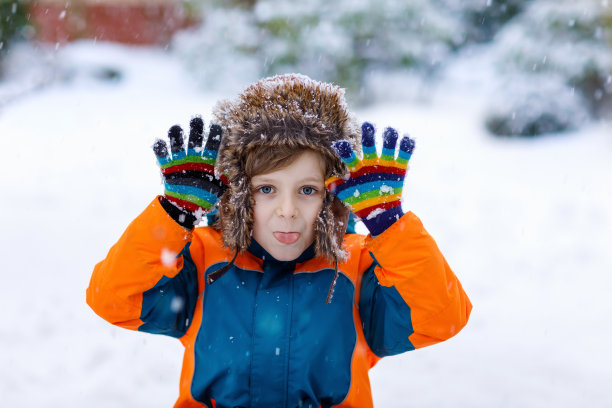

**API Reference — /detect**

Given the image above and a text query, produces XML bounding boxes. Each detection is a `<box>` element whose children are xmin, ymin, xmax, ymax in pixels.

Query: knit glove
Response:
<box><xmin>153</xmin><ymin>116</ymin><xmax>228</xmax><ymax>228</ymax></box>
<box><xmin>326</xmin><ymin>122</ymin><xmax>415</xmax><ymax>236</ymax></box>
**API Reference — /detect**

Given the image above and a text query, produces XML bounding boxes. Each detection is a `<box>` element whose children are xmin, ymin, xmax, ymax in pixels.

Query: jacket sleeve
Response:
<box><xmin>86</xmin><ymin>197</ymin><xmax>202</xmax><ymax>338</ymax></box>
<box><xmin>358</xmin><ymin>211</ymin><xmax>472</xmax><ymax>357</ymax></box>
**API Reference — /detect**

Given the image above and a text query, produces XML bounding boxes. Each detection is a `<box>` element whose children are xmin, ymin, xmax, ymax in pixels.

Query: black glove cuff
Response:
<box><xmin>159</xmin><ymin>196</ymin><xmax>197</xmax><ymax>230</ymax></box>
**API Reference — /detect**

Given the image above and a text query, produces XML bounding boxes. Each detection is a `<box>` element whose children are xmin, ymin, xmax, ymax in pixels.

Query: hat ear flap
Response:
<box><xmin>218</xmin><ymin>176</ymin><xmax>254</xmax><ymax>253</ymax></box>
<box><xmin>314</xmin><ymin>190</ymin><xmax>349</xmax><ymax>263</ymax></box>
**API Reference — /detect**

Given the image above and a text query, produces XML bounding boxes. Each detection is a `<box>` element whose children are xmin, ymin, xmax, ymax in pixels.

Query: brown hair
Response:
<box><xmin>245</xmin><ymin>144</ymin><xmax>332</xmax><ymax>180</ymax></box>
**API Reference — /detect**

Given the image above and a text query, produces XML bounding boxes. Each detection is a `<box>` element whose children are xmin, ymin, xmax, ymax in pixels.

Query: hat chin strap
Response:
<box><xmin>325</xmin><ymin>257</ymin><xmax>340</xmax><ymax>304</ymax></box>
<box><xmin>317</xmin><ymin>190</ymin><xmax>350</xmax><ymax>304</ymax></box>
<box><xmin>206</xmin><ymin>248</ymin><xmax>239</xmax><ymax>285</ymax></box>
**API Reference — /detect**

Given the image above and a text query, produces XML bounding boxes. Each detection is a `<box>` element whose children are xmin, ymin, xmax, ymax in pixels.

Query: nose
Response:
<box><xmin>276</xmin><ymin>192</ymin><xmax>298</xmax><ymax>218</ymax></box>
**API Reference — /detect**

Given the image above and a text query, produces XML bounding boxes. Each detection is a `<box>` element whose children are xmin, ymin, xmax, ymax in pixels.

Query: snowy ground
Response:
<box><xmin>0</xmin><ymin>41</ymin><xmax>611</xmax><ymax>407</ymax></box>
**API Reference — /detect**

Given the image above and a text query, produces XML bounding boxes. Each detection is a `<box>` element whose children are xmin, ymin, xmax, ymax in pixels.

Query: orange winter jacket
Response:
<box><xmin>87</xmin><ymin>198</ymin><xmax>471</xmax><ymax>407</ymax></box>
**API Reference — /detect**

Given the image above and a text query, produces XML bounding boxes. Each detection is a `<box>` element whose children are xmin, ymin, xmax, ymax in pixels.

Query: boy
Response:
<box><xmin>87</xmin><ymin>74</ymin><xmax>471</xmax><ymax>407</ymax></box>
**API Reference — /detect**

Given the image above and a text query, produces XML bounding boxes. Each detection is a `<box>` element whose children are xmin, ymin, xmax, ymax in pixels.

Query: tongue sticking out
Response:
<box><xmin>274</xmin><ymin>232</ymin><xmax>300</xmax><ymax>245</ymax></box>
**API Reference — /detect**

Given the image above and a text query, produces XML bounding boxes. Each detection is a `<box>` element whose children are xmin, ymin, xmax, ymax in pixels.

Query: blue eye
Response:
<box><xmin>301</xmin><ymin>186</ymin><xmax>316</xmax><ymax>195</ymax></box>
<box><xmin>258</xmin><ymin>186</ymin><xmax>274</xmax><ymax>194</ymax></box>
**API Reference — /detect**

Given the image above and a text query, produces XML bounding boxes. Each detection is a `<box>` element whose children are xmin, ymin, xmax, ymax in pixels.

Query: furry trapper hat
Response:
<box><xmin>213</xmin><ymin>74</ymin><xmax>361</xmax><ymax>263</ymax></box>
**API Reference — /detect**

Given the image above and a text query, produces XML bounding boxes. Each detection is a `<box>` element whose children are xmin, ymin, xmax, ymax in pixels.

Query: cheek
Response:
<box><xmin>303</xmin><ymin>199</ymin><xmax>323</xmax><ymax>226</ymax></box>
<box><xmin>252</xmin><ymin>200</ymin><xmax>269</xmax><ymax>226</ymax></box>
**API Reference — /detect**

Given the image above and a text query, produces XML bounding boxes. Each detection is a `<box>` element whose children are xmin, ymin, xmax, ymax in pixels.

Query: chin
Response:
<box><xmin>269</xmin><ymin>246</ymin><xmax>303</xmax><ymax>262</ymax></box>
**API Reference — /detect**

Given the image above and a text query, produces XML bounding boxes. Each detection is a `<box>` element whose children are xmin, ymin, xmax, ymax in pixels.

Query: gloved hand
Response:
<box><xmin>326</xmin><ymin>122</ymin><xmax>415</xmax><ymax>236</ymax></box>
<box><xmin>153</xmin><ymin>116</ymin><xmax>228</xmax><ymax>228</ymax></box>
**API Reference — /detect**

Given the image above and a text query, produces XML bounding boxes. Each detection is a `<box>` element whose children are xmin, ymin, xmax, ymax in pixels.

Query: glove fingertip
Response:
<box><xmin>153</xmin><ymin>139</ymin><xmax>169</xmax><ymax>158</ymax></box>
<box><xmin>190</xmin><ymin>116</ymin><xmax>204</xmax><ymax>133</ymax></box>
<box><xmin>168</xmin><ymin>124</ymin><xmax>186</xmax><ymax>154</ymax></box>
<box><xmin>188</xmin><ymin>116</ymin><xmax>205</xmax><ymax>152</ymax></box>
<box><xmin>204</xmin><ymin>123</ymin><xmax>223</xmax><ymax>153</ymax></box>
<box><xmin>400</xmin><ymin>136</ymin><xmax>415</xmax><ymax>154</ymax></box>
<box><xmin>362</xmin><ymin>122</ymin><xmax>375</xmax><ymax>132</ymax></box>
<box><xmin>383</xmin><ymin>126</ymin><xmax>398</xmax><ymax>139</ymax></box>
<box><xmin>209</xmin><ymin>124</ymin><xmax>223</xmax><ymax>140</ymax></box>
<box><xmin>189</xmin><ymin>115</ymin><xmax>204</xmax><ymax>127</ymax></box>
<box><xmin>168</xmin><ymin>125</ymin><xmax>183</xmax><ymax>138</ymax></box>
<box><xmin>361</xmin><ymin>122</ymin><xmax>376</xmax><ymax>147</ymax></box>
<box><xmin>382</xmin><ymin>127</ymin><xmax>399</xmax><ymax>149</ymax></box>
<box><xmin>333</xmin><ymin>140</ymin><xmax>354</xmax><ymax>159</ymax></box>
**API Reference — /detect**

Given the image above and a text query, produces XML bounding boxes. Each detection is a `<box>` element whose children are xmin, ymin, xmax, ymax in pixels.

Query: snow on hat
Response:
<box><xmin>212</xmin><ymin>73</ymin><xmax>361</xmax><ymax>263</ymax></box>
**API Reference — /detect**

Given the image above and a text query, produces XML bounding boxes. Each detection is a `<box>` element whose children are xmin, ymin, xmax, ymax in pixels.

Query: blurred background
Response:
<box><xmin>2</xmin><ymin>0</ymin><xmax>612</xmax><ymax>134</ymax></box>
<box><xmin>0</xmin><ymin>1</ymin><xmax>611</xmax><ymax>407</ymax></box>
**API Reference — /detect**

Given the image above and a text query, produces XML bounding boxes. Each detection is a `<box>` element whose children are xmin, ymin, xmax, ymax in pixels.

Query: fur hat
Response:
<box><xmin>212</xmin><ymin>74</ymin><xmax>361</xmax><ymax>263</ymax></box>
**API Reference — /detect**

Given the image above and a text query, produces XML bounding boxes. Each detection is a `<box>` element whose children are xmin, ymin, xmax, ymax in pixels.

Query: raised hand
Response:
<box><xmin>153</xmin><ymin>116</ymin><xmax>228</xmax><ymax>218</ymax></box>
<box><xmin>326</xmin><ymin>122</ymin><xmax>415</xmax><ymax>236</ymax></box>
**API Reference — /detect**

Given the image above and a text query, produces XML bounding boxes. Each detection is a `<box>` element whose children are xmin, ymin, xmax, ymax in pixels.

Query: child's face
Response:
<box><xmin>251</xmin><ymin>150</ymin><xmax>325</xmax><ymax>261</ymax></box>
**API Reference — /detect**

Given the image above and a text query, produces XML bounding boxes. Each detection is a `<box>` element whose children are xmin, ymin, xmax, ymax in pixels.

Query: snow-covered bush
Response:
<box><xmin>173</xmin><ymin>0</ymin><xmax>467</xmax><ymax>99</ymax></box>
<box><xmin>172</xmin><ymin>7</ymin><xmax>262</xmax><ymax>92</ymax></box>
<box><xmin>0</xmin><ymin>0</ymin><xmax>29</xmax><ymax>76</ymax></box>
<box><xmin>485</xmin><ymin>74</ymin><xmax>590</xmax><ymax>137</ymax></box>
<box><xmin>486</xmin><ymin>0</ymin><xmax>612</xmax><ymax>136</ymax></box>
<box><xmin>445</xmin><ymin>0</ymin><xmax>532</xmax><ymax>43</ymax></box>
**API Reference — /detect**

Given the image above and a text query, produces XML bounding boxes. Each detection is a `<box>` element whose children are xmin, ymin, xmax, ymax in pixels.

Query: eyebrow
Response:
<box><xmin>252</xmin><ymin>176</ymin><xmax>323</xmax><ymax>184</ymax></box>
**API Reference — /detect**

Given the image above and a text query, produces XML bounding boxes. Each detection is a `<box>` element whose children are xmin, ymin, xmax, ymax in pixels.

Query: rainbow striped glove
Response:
<box><xmin>153</xmin><ymin>117</ymin><xmax>228</xmax><ymax>227</ymax></box>
<box><xmin>326</xmin><ymin>122</ymin><xmax>415</xmax><ymax>236</ymax></box>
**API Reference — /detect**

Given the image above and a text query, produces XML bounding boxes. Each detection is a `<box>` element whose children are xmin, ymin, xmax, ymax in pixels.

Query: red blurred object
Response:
<box><xmin>28</xmin><ymin>0</ymin><xmax>198</xmax><ymax>45</ymax></box>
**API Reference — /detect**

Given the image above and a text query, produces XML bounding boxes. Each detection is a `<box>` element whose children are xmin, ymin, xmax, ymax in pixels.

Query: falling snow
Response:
<box><xmin>161</xmin><ymin>248</ymin><xmax>178</xmax><ymax>267</ymax></box>
<box><xmin>0</xmin><ymin>35</ymin><xmax>610</xmax><ymax>408</ymax></box>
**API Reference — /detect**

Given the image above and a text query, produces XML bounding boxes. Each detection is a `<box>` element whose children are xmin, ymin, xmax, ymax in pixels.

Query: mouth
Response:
<box><xmin>273</xmin><ymin>232</ymin><xmax>301</xmax><ymax>245</ymax></box>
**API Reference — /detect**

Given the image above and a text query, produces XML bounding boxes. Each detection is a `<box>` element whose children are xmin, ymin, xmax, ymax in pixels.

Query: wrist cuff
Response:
<box><xmin>361</xmin><ymin>205</ymin><xmax>404</xmax><ymax>237</ymax></box>
<box><xmin>159</xmin><ymin>196</ymin><xmax>197</xmax><ymax>230</ymax></box>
